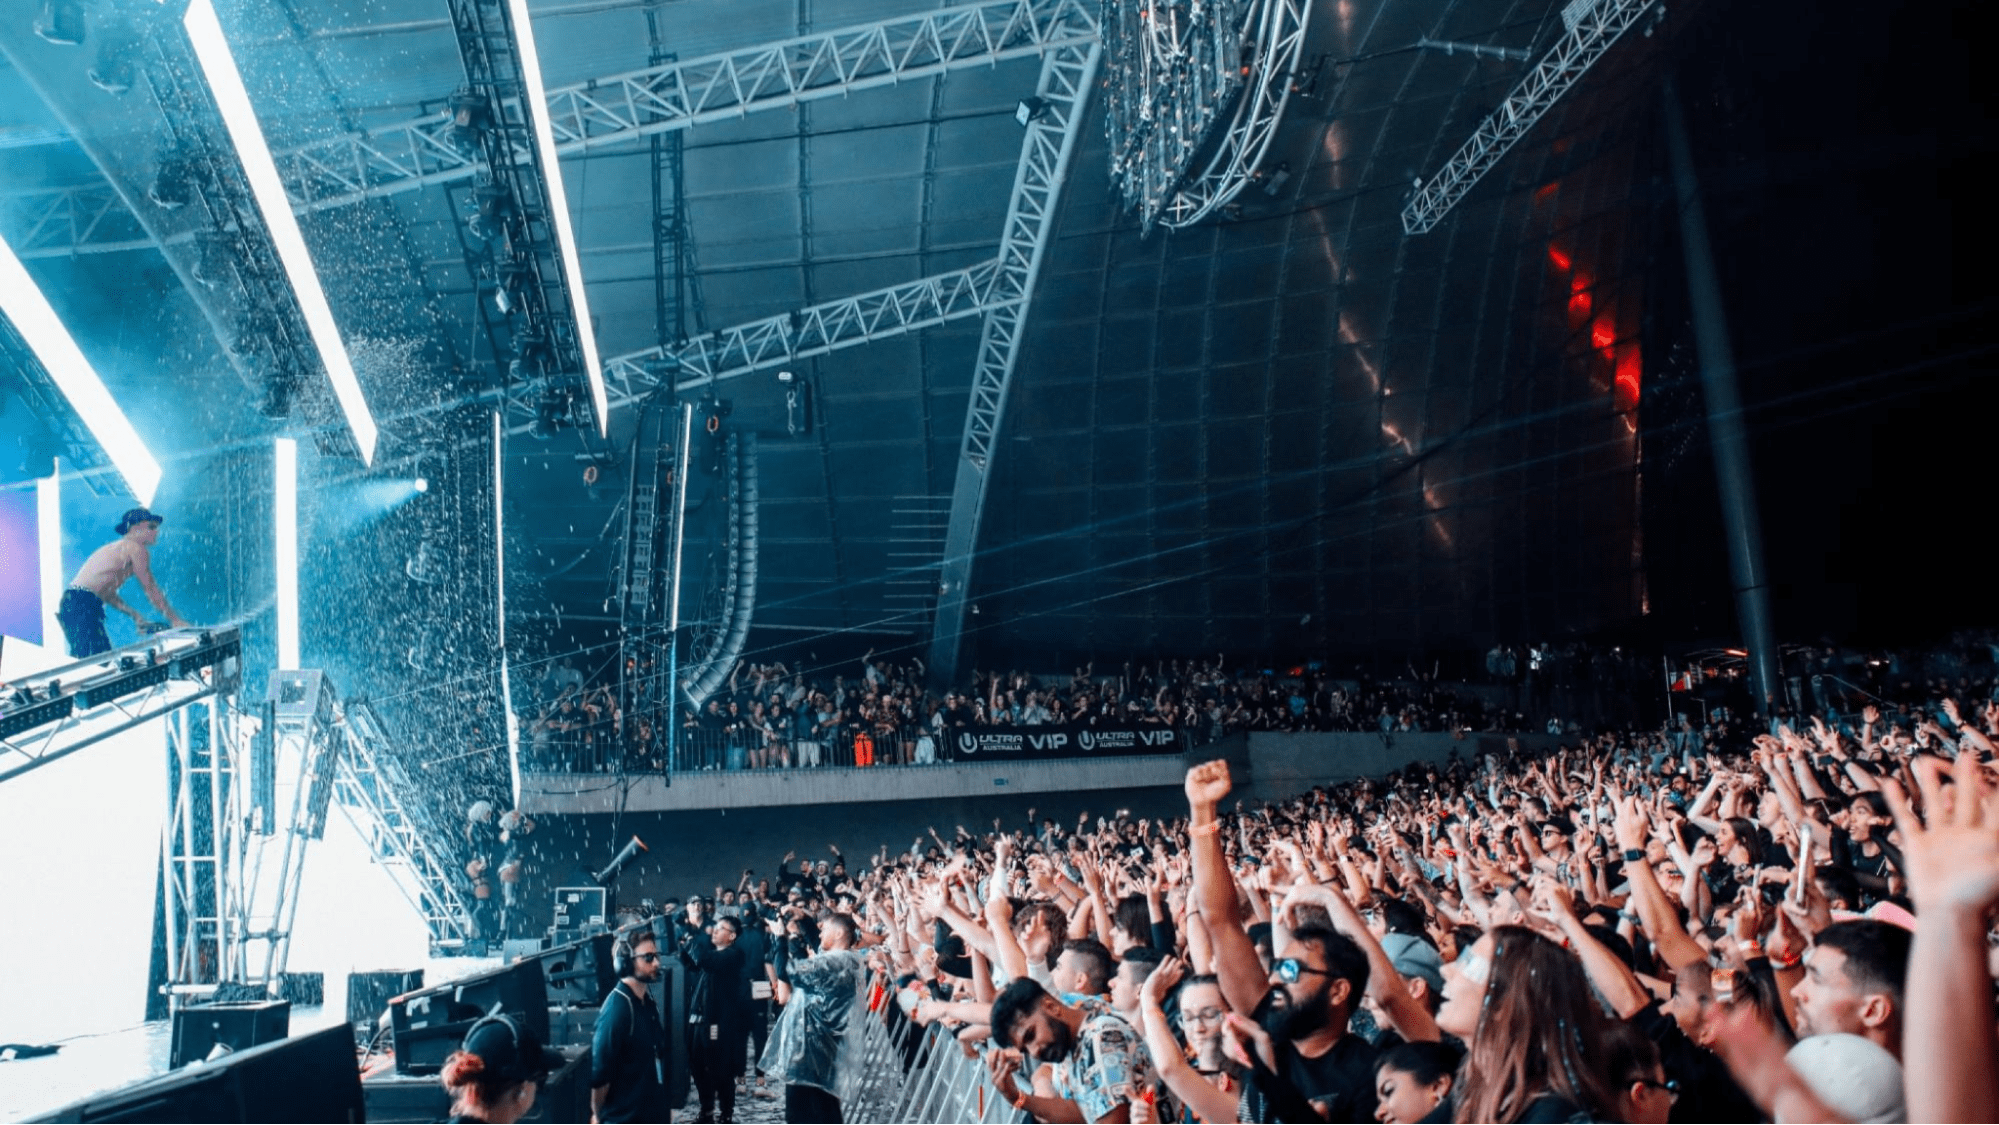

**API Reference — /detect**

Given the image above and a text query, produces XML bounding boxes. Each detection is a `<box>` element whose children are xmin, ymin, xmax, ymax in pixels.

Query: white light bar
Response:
<box><xmin>182</xmin><ymin>0</ymin><xmax>379</xmax><ymax>464</ymax></box>
<box><xmin>39</xmin><ymin>462</ymin><xmax>62</xmax><ymax>651</ymax></box>
<box><xmin>0</xmin><ymin>235</ymin><xmax>162</xmax><ymax>506</ymax></box>
<box><xmin>505</xmin><ymin>0</ymin><xmax>609</xmax><ymax>436</ymax></box>
<box><xmin>494</xmin><ymin>410</ymin><xmax>519</xmax><ymax>803</ymax></box>
<box><xmin>492</xmin><ymin>411</ymin><xmax>505</xmax><ymax>647</ymax></box>
<box><xmin>274</xmin><ymin>437</ymin><xmax>299</xmax><ymax>669</ymax></box>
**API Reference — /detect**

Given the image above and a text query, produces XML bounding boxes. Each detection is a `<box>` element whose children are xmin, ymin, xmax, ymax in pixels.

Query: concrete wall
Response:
<box><xmin>510</xmin><ymin>731</ymin><xmax>1561</xmax><ymax>906</ymax></box>
<box><xmin>521</xmin><ymin>754</ymin><xmax>1190</xmax><ymax>816</ymax></box>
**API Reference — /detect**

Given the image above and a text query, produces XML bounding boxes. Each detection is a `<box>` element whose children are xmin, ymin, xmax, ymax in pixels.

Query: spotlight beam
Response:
<box><xmin>503</xmin><ymin>0</ymin><xmax>608</xmax><ymax>436</ymax></box>
<box><xmin>182</xmin><ymin>0</ymin><xmax>380</xmax><ymax>463</ymax></box>
<box><xmin>0</xmin><ymin>234</ymin><xmax>162</xmax><ymax>506</ymax></box>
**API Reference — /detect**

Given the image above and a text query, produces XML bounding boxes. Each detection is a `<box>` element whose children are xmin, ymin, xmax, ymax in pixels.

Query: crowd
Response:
<box><xmin>521</xmin><ymin>649</ymin><xmax>1583</xmax><ymax>774</ymax></box>
<box><xmin>466</xmin><ymin>667</ymin><xmax>1999</xmax><ymax>1125</ymax></box>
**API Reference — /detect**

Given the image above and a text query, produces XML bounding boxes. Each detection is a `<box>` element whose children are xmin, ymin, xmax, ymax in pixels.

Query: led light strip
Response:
<box><xmin>274</xmin><ymin>437</ymin><xmax>299</xmax><ymax>669</ymax></box>
<box><xmin>0</xmin><ymin>235</ymin><xmax>161</xmax><ymax>506</ymax></box>
<box><xmin>495</xmin><ymin>409</ymin><xmax>521</xmax><ymax>804</ymax></box>
<box><xmin>183</xmin><ymin>0</ymin><xmax>379</xmax><ymax>463</ymax></box>
<box><xmin>505</xmin><ymin>0</ymin><xmax>608</xmax><ymax>436</ymax></box>
<box><xmin>39</xmin><ymin>463</ymin><xmax>62</xmax><ymax>651</ymax></box>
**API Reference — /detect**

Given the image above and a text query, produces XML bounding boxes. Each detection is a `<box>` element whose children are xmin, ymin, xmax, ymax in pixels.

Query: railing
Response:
<box><xmin>843</xmin><ymin>974</ymin><xmax>1026</xmax><ymax>1125</ymax></box>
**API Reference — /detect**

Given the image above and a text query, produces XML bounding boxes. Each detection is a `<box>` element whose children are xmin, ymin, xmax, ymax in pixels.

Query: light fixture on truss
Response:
<box><xmin>1103</xmin><ymin>0</ymin><xmax>1311</xmax><ymax>231</ymax></box>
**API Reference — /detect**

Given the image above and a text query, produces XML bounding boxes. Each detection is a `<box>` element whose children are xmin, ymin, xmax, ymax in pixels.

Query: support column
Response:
<box><xmin>1662</xmin><ymin>74</ymin><xmax>1780</xmax><ymax>714</ymax></box>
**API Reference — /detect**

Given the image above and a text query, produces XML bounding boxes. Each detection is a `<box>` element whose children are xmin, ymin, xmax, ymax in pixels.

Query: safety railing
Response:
<box><xmin>842</xmin><ymin>975</ymin><xmax>1027</xmax><ymax>1125</ymax></box>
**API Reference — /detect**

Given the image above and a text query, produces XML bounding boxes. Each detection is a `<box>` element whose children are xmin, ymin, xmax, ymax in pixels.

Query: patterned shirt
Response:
<box><xmin>1050</xmin><ymin>997</ymin><xmax>1157</xmax><ymax>1124</ymax></box>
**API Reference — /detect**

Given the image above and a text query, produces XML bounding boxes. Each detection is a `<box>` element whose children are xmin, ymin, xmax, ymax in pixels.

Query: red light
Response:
<box><xmin>1592</xmin><ymin>317</ymin><xmax>1616</xmax><ymax>352</ymax></box>
<box><xmin>1615</xmin><ymin>344</ymin><xmax>1642</xmax><ymax>399</ymax></box>
<box><xmin>1547</xmin><ymin>246</ymin><xmax>1572</xmax><ymax>272</ymax></box>
<box><xmin>1534</xmin><ymin>181</ymin><xmax>1560</xmax><ymax>205</ymax></box>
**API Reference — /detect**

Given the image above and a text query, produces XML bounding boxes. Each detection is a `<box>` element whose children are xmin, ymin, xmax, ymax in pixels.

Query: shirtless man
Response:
<box><xmin>58</xmin><ymin>507</ymin><xmax>189</xmax><ymax>658</ymax></box>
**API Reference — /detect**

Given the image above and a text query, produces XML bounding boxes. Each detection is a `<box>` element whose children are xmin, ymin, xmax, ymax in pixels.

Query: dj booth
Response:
<box><xmin>29</xmin><ymin>922</ymin><xmax>687</xmax><ymax>1123</ymax></box>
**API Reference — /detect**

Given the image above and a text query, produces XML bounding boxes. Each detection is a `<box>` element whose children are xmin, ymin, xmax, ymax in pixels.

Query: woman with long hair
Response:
<box><xmin>1434</xmin><ymin>925</ymin><xmax>1617</xmax><ymax>1123</ymax></box>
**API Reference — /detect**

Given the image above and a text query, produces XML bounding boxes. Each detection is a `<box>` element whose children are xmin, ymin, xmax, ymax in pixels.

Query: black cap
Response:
<box><xmin>461</xmin><ymin>1015</ymin><xmax>564</xmax><ymax>1084</ymax></box>
<box><xmin>115</xmin><ymin>507</ymin><xmax>163</xmax><ymax>535</ymax></box>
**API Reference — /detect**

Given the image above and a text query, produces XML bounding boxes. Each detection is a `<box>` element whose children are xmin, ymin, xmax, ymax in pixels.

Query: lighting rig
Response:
<box><xmin>1103</xmin><ymin>0</ymin><xmax>1311</xmax><ymax>231</ymax></box>
<box><xmin>124</xmin><ymin>12</ymin><xmax>358</xmax><ymax>456</ymax></box>
<box><xmin>0</xmin><ymin>627</ymin><xmax>242</xmax><ymax>784</ymax></box>
<box><xmin>439</xmin><ymin>0</ymin><xmax>601</xmax><ymax>440</ymax></box>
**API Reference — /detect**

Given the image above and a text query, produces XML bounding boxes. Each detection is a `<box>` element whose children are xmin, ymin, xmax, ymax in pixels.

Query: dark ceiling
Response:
<box><xmin>2</xmin><ymin>0</ymin><xmax>1988</xmax><ymax>702</ymax></box>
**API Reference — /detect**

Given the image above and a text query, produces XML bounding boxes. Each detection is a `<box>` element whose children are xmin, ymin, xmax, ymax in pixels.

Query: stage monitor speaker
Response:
<box><xmin>169</xmin><ymin>999</ymin><xmax>290</xmax><ymax>1069</ymax></box>
<box><xmin>389</xmin><ymin>957</ymin><xmax>547</xmax><ymax>1076</ymax></box>
<box><xmin>538</xmin><ymin>931</ymin><xmax>618</xmax><ymax>1009</ymax></box>
<box><xmin>32</xmin><ymin>1023</ymin><xmax>362</xmax><ymax>1123</ymax></box>
<box><xmin>346</xmin><ymin>969</ymin><xmax>424</xmax><ymax>1029</ymax></box>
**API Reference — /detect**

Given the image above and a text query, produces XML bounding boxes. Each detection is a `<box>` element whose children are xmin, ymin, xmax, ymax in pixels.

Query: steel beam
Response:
<box><xmin>927</xmin><ymin>40</ymin><xmax>1101</xmax><ymax>684</ymax></box>
<box><xmin>0</xmin><ymin>183</ymin><xmax>163</xmax><ymax>260</ymax></box>
<box><xmin>1401</xmin><ymin>0</ymin><xmax>1656</xmax><ymax>234</ymax></box>
<box><xmin>503</xmin><ymin>259</ymin><xmax>1004</xmax><ymax>433</ymax></box>
<box><xmin>279</xmin><ymin>0</ymin><xmax>1100</xmax><ymax>211</ymax></box>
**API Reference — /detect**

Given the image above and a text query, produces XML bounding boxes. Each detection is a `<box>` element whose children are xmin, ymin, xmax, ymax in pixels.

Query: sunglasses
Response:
<box><xmin>1274</xmin><ymin>958</ymin><xmax>1330</xmax><ymax>984</ymax></box>
<box><xmin>633</xmin><ymin>952</ymin><xmax>661</xmax><ymax>963</ymax></box>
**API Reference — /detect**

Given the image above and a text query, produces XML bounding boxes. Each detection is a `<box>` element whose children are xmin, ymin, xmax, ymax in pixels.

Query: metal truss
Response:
<box><xmin>504</xmin><ymin>259</ymin><xmax>1004</xmax><ymax>433</ymax></box>
<box><xmin>927</xmin><ymin>39</ymin><xmax>1102</xmax><ymax>682</ymax></box>
<box><xmin>1402</xmin><ymin>0</ymin><xmax>1656</xmax><ymax>234</ymax></box>
<box><xmin>0</xmin><ymin>183</ymin><xmax>164</xmax><ymax>260</ymax></box>
<box><xmin>1157</xmin><ymin>0</ymin><xmax>1310</xmax><ymax>230</ymax></box>
<box><xmin>333</xmin><ymin>701</ymin><xmax>474</xmax><ymax>950</ymax></box>
<box><xmin>0</xmin><ymin>628</ymin><xmax>243</xmax><ymax>785</ymax></box>
<box><xmin>159</xmin><ymin>697</ymin><xmax>244</xmax><ymax>1009</ymax></box>
<box><xmin>278</xmin><ymin>0</ymin><xmax>1101</xmax><ymax>212</ymax></box>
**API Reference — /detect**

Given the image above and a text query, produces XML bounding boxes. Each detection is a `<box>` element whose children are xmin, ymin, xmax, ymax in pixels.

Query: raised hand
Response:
<box><xmin>1184</xmin><ymin>760</ymin><xmax>1233</xmax><ymax>809</ymax></box>
<box><xmin>1882</xmin><ymin>750</ymin><xmax>1999</xmax><ymax>914</ymax></box>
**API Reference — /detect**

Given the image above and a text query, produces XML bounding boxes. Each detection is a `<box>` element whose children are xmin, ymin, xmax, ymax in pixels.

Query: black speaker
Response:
<box><xmin>346</xmin><ymin>969</ymin><xmax>424</xmax><ymax>1029</ymax></box>
<box><xmin>539</xmin><ymin>931</ymin><xmax>618</xmax><ymax>1009</ymax></box>
<box><xmin>33</xmin><ymin>1023</ymin><xmax>362</xmax><ymax>1123</ymax></box>
<box><xmin>389</xmin><ymin>958</ymin><xmax>547</xmax><ymax>1076</ymax></box>
<box><xmin>168</xmin><ymin>1000</ymin><xmax>291</xmax><ymax>1069</ymax></box>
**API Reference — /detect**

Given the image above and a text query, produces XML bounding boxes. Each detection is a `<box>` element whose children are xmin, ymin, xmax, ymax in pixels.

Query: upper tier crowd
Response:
<box><xmin>522</xmin><ymin>644</ymin><xmax>1664</xmax><ymax>772</ymax></box>
<box><xmin>612</xmin><ymin>663</ymin><xmax>1999</xmax><ymax>1124</ymax></box>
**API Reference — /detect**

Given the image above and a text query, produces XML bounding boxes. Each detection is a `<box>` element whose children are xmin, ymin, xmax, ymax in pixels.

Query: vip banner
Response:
<box><xmin>947</xmin><ymin>723</ymin><xmax>1182</xmax><ymax>761</ymax></box>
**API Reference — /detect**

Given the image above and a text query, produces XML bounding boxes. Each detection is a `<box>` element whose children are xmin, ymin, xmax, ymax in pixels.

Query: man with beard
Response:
<box><xmin>590</xmin><ymin>929</ymin><xmax>672</xmax><ymax>1123</ymax></box>
<box><xmin>1184</xmin><ymin>760</ymin><xmax>1380</xmax><ymax>1122</ymax></box>
<box><xmin>988</xmin><ymin>976</ymin><xmax>1156</xmax><ymax>1124</ymax></box>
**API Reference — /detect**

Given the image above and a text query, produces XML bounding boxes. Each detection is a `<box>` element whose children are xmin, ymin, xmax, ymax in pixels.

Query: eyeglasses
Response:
<box><xmin>633</xmin><ymin>952</ymin><xmax>661</xmax><ymax>963</ymax></box>
<box><xmin>1179</xmin><ymin>1007</ymin><xmax>1226</xmax><ymax>1025</ymax></box>
<box><xmin>1274</xmin><ymin>958</ymin><xmax>1330</xmax><ymax>984</ymax></box>
<box><xmin>1635</xmin><ymin>1078</ymin><xmax>1680</xmax><ymax>1102</ymax></box>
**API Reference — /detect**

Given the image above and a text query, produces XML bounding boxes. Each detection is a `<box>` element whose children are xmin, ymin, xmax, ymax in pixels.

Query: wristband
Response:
<box><xmin>1010</xmin><ymin>1089</ymin><xmax>1030</xmax><ymax>1110</ymax></box>
<box><xmin>1738</xmin><ymin>940</ymin><xmax>1764</xmax><ymax>958</ymax></box>
<box><xmin>1622</xmin><ymin>849</ymin><xmax>1646</xmax><ymax>863</ymax></box>
<box><xmin>1190</xmin><ymin>820</ymin><xmax>1222</xmax><ymax>838</ymax></box>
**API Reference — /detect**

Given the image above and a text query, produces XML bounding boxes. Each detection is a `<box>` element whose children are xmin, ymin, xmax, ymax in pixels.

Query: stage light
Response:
<box><xmin>0</xmin><ymin>231</ymin><xmax>162</xmax><ymax>506</ymax></box>
<box><xmin>530</xmin><ymin>387</ymin><xmax>570</xmax><ymax>440</ymax></box>
<box><xmin>88</xmin><ymin>29</ymin><xmax>139</xmax><ymax>94</ymax></box>
<box><xmin>446</xmin><ymin>89</ymin><xmax>491</xmax><ymax>154</ymax></box>
<box><xmin>412</xmin><ymin>476</ymin><xmax>429</xmax><ymax>494</ymax></box>
<box><xmin>182</xmin><ymin>0</ymin><xmax>379</xmax><ymax>464</ymax></box>
<box><xmin>34</xmin><ymin>1</ymin><xmax>84</xmax><ymax>46</ymax></box>
<box><xmin>1015</xmin><ymin>96</ymin><xmax>1048</xmax><ymax>126</ymax></box>
<box><xmin>503</xmin><ymin>0</ymin><xmax>607</xmax><ymax>436</ymax></box>
<box><xmin>275</xmin><ymin>437</ymin><xmax>299</xmax><ymax>670</ymax></box>
<box><xmin>405</xmin><ymin>538</ymin><xmax>445</xmax><ymax>585</ymax></box>
<box><xmin>148</xmin><ymin>156</ymin><xmax>194</xmax><ymax>211</ymax></box>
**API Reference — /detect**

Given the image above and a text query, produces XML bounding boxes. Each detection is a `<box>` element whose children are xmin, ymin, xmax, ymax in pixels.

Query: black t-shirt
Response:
<box><xmin>589</xmin><ymin>981</ymin><xmax>672</xmax><ymax>1123</ymax></box>
<box><xmin>1243</xmin><ymin>990</ymin><xmax>1380</xmax><ymax>1123</ymax></box>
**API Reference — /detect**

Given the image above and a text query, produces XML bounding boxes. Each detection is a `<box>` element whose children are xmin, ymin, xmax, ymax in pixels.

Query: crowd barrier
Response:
<box><xmin>842</xmin><ymin>973</ymin><xmax>1027</xmax><ymax>1125</ymax></box>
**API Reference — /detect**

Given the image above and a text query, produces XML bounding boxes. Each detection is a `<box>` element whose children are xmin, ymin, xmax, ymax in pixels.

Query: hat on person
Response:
<box><xmin>1379</xmin><ymin>932</ymin><xmax>1446</xmax><ymax>995</ymax></box>
<box><xmin>460</xmin><ymin>1015</ymin><xmax>565</xmax><ymax>1085</ymax></box>
<box><xmin>1785</xmin><ymin>1034</ymin><xmax>1904</xmax><ymax>1123</ymax></box>
<box><xmin>115</xmin><ymin>507</ymin><xmax>163</xmax><ymax>535</ymax></box>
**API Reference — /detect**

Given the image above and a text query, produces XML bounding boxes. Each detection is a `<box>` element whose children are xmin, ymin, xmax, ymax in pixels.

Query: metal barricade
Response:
<box><xmin>849</xmin><ymin>979</ymin><xmax>1026</xmax><ymax>1125</ymax></box>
